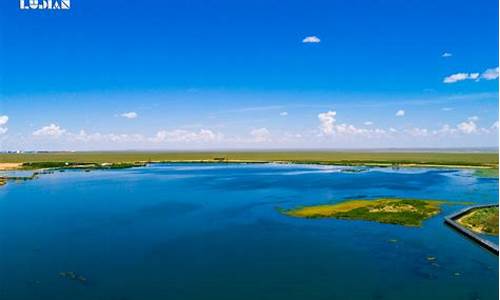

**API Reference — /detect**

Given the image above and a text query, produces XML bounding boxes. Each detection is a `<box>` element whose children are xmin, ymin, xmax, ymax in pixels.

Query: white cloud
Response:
<box><xmin>442</xmin><ymin>52</ymin><xmax>452</xmax><ymax>58</ymax></box>
<box><xmin>334</xmin><ymin>123</ymin><xmax>357</xmax><ymax>134</ymax></box>
<box><xmin>32</xmin><ymin>124</ymin><xmax>66</xmax><ymax>138</ymax></box>
<box><xmin>469</xmin><ymin>73</ymin><xmax>480</xmax><ymax>80</ymax></box>
<box><xmin>250</xmin><ymin>128</ymin><xmax>271</xmax><ymax>142</ymax></box>
<box><xmin>395</xmin><ymin>110</ymin><xmax>405</xmax><ymax>117</ymax></box>
<box><xmin>0</xmin><ymin>115</ymin><xmax>8</xmax><ymax>135</ymax></box>
<box><xmin>457</xmin><ymin>120</ymin><xmax>477</xmax><ymax>134</ymax></box>
<box><xmin>279</xmin><ymin>112</ymin><xmax>288</xmax><ymax>116</ymax></box>
<box><xmin>302</xmin><ymin>36</ymin><xmax>320</xmax><ymax>43</ymax></box>
<box><xmin>432</xmin><ymin>117</ymin><xmax>495</xmax><ymax>136</ymax></box>
<box><xmin>121</xmin><ymin>112</ymin><xmax>138</xmax><ymax>119</ymax></box>
<box><xmin>151</xmin><ymin>129</ymin><xmax>221</xmax><ymax>143</ymax></box>
<box><xmin>444</xmin><ymin>67</ymin><xmax>499</xmax><ymax>83</ymax></box>
<box><xmin>318</xmin><ymin>111</ymin><xmax>336</xmax><ymax>135</ymax></box>
<box><xmin>364</xmin><ymin>121</ymin><xmax>373</xmax><ymax>126</ymax></box>
<box><xmin>317</xmin><ymin>111</ymin><xmax>389</xmax><ymax>138</ymax></box>
<box><xmin>432</xmin><ymin>124</ymin><xmax>457</xmax><ymax>136</ymax></box>
<box><xmin>481</xmin><ymin>67</ymin><xmax>499</xmax><ymax>80</ymax></box>
<box><xmin>0</xmin><ymin>115</ymin><xmax>8</xmax><ymax>126</ymax></box>
<box><xmin>443</xmin><ymin>73</ymin><xmax>473</xmax><ymax>83</ymax></box>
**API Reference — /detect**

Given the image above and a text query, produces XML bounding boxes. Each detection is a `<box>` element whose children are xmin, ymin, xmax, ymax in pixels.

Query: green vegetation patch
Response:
<box><xmin>457</xmin><ymin>206</ymin><xmax>499</xmax><ymax>235</ymax></box>
<box><xmin>474</xmin><ymin>168</ymin><xmax>499</xmax><ymax>178</ymax></box>
<box><xmin>283</xmin><ymin>198</ymin><xmax>444</xmax><ymax>227</ymax></box>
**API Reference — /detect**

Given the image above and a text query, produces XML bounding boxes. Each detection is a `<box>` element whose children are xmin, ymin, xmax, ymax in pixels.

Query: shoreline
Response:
<box><xmin>1</xmin><ymin>159</ymin><xmax>498</xmax><ymax>171</ymax></box>
<box><xmin>1</xmin><ymin>159</ymin><xmax>497</xmax><ymax>189</ymax></box>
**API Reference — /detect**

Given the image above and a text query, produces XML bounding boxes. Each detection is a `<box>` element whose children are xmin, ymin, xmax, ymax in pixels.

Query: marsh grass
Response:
<box><xmin>474</xmin><ymin>168</ymin><xmax>499</xmax><ymax>178</ymax></box>
<box><xmin>458</xmin><ymin>207</ymin><xmax>499</xmax><ymax>235</ymax></box>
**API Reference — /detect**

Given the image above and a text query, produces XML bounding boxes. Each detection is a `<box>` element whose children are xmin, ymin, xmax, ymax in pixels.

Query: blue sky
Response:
<box><xmin>0</xmin><ymin>0</ymin><xmax>498</xmax><ymax>150</ymax></box>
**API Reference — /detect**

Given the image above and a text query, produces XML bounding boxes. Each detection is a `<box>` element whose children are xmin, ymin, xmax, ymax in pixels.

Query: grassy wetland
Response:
<box><xmin>457</xmin><ymin>206</ymin><xmax>499</xmax><ymax>235</ymax></box>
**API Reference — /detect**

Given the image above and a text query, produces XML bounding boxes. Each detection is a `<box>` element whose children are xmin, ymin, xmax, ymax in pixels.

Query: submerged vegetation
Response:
<box><xmin>283</xmin><ymin>198</ymin><xmax>445</xmax><ymax>227</ymax></box>
<box><xmin>474</xmin><ymin>168</ymin><xmax>499</xmax><ymax>178</ymax></box>
<box><xmin>59</xmin><ymin>271</ymin><xmax>87</xmax><ymax>284</ymax></box>
<box><xmin>457</xmin><ymin>206</ymin><xmax>499</xmax><ymax>235</ymax></box>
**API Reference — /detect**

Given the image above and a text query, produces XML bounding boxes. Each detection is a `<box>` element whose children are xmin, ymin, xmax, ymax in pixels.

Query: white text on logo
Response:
<box><xmin>20</xmin><ymin>0</ymin><xmax>70</xmax><ymax>10</ymax></box>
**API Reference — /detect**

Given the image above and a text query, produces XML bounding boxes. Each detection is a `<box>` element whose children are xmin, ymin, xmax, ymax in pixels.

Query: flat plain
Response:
<box><xmin>0</xmin><ymin>151</ymin><xmax>498</xmax><ymax>168</ymax></box>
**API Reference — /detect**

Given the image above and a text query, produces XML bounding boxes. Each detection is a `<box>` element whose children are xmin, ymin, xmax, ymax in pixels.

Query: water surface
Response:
<box><xmin>0</xmin><ymin>163</ymin><xmax>498</xmax><ymax>299</ymax></box>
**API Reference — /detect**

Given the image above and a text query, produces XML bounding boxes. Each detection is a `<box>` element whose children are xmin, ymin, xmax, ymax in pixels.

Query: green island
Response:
<box><xmin>283</xmin><ymin>198</ymin><xmax>449</xmax><ymax>227</ymax></box>
<box><xmin>457</xmin><ymin>206</ymin><xmax>499</xmax><ymax>235</ymax></box>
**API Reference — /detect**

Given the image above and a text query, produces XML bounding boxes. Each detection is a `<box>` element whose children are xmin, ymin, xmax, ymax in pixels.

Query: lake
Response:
<box><xmin>0</xmin><ymin>163</ymin><xmax>498</xmax><ymax>300</ymax></box>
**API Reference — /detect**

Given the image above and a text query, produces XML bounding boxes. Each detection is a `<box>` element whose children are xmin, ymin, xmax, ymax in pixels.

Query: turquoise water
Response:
<box><xmin>0</xmin><ymin>163</ymin><xmax>498</xmax><ymax>300</ymax></box>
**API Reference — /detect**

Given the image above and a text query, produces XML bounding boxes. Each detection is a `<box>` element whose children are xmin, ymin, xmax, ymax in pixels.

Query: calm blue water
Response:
<box><xmin>0</xmin><ymin>163</ymin><xmax>498</xmax><ymax>300</ymax></box>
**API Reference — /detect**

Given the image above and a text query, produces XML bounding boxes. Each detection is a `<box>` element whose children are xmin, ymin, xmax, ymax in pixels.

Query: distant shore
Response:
<box><xmin>1</xmin><ymin>151</ymin><xmax>498</xmax><ymax>170</ymax></box>
<box><xmin>1</xmin><ymin>151</ymin><xmax>497</xmax><ymax>189</ymax></box>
